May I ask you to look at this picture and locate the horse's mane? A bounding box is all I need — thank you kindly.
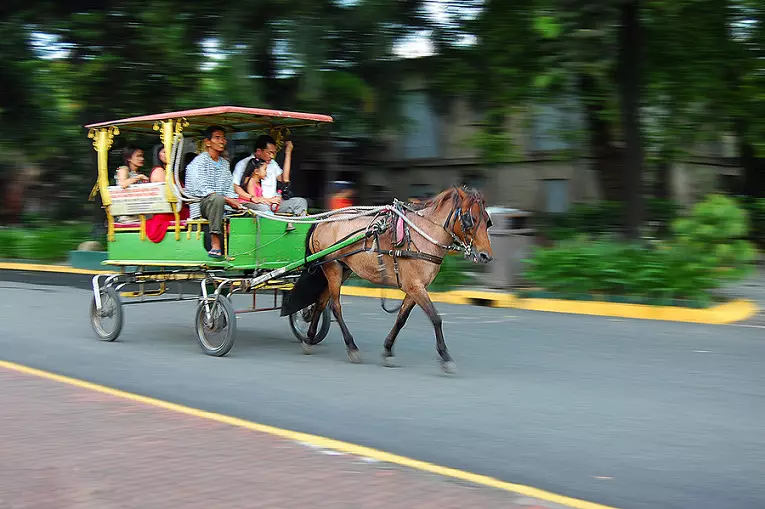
[418,186,483,210]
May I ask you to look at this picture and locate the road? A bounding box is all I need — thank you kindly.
[1,271,764,509]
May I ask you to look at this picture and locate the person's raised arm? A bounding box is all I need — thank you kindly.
[281,141,293,183]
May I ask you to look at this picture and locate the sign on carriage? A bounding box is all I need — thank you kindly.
[108,183,173,216]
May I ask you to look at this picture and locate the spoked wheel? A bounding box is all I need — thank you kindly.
[194,295,237,357]
[90,286,124,342]
[289,304,331,345]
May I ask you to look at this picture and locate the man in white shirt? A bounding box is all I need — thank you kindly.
[233,135,308,220]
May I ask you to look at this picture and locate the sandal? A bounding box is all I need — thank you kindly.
[208,248,223,259]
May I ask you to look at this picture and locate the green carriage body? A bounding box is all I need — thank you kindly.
[105,216,312,270]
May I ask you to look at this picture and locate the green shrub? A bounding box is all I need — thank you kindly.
[0,223,93,262]
[535,198,680,241]
[524,194,755,303]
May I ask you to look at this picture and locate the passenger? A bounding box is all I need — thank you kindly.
[237,157,274,214]
[114,145,149,223]
[184,126,243,259]
[233,135,308,230]
[149,146,168,183]
[115,145,149,189]
[145,146,191,244]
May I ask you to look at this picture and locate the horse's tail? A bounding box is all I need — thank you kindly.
[305,222,318,258]
[280,222,329,316]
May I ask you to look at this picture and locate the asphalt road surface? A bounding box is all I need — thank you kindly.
[1,271,763,509]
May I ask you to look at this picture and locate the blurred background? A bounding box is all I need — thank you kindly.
[1,0,764,299]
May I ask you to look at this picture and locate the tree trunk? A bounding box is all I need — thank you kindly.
[617,0,645,239]
[654,153,671,200]
[739,140,765,198]
[579,75,625,204]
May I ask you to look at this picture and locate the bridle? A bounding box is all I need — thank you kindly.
[440,189,492,259]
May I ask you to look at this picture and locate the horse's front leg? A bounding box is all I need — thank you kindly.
[382,295,416,367]
[323,262,361,363]
[406,285,456,374]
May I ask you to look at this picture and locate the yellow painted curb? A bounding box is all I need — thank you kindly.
[0,262,756,325]
[511,297,758,325]
[0,262,114,275]
[0,360,619,509]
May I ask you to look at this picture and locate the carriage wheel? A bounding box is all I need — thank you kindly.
[289,304,331,345]
[90,286,124,342]
[194,295,237,357]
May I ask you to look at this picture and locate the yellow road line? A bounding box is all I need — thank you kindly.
[0,359,619,509]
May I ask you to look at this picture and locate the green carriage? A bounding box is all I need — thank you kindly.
[87,106,359,356]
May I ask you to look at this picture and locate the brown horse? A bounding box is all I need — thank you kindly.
[283,186,494,373]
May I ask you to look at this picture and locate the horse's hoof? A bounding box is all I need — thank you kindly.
[347,349,362,364]
[301,341,314,355]
[382,355,398,368]
[441,361,457,374]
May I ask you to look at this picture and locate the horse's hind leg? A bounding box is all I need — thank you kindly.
[382,295,416,367]
[323,261,361,363]
[301,288,330,354]
[406,285,456,374]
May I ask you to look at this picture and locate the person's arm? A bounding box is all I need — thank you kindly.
[280,141,293,183]
[117,166,147,188]
[185,158,216,197]
[150,166,165,183]
[233,183,250,201]
[224,169,243,209]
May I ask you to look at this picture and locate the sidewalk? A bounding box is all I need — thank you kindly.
[0,365,571,509]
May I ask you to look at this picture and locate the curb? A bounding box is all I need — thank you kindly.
[340,286,757,325]
[0,262,757,325]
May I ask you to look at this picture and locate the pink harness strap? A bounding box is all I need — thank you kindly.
[393,215,406,247]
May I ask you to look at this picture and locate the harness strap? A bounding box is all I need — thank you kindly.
[375,249,443,265]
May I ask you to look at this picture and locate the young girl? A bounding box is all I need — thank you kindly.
[238,158,274,214]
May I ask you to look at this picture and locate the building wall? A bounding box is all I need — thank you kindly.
[363,79,742,211]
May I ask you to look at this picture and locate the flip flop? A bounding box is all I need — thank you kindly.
[208,248,223,259]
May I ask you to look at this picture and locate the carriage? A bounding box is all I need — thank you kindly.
[87,105,494,371]
[87,106,348,356]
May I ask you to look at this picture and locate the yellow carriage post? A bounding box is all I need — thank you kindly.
[88,126,120,242]
[154,118,188,240]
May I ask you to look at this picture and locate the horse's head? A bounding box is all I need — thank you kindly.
[447,187,494,264]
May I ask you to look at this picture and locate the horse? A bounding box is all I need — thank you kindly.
[282,186,494,373]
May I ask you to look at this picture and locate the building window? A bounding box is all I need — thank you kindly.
[530,100,582,153]
[402,91,441,159]
[543,179,570,213]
